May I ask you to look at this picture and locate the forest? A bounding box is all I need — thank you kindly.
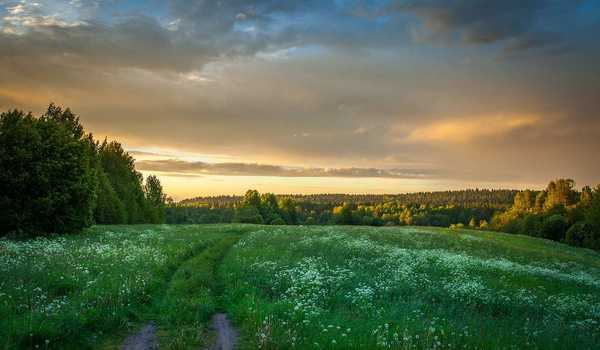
[0,104,166,238]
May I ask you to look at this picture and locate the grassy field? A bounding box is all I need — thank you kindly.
[0,225,252,349]
[1,225,599,349]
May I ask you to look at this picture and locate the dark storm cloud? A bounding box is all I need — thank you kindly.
[136,159,436,179]
[387,0,580,52]
[0,0,584,80]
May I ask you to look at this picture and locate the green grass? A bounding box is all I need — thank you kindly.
[219,226,600,349]
[2,224,599,349]
[0,224,251,349]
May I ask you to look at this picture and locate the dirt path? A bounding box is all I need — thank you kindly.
[122,323,157,350]
[206,313,238,350]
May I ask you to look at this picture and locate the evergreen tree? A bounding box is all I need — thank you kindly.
[144,175,166,224]
[94,168,127,224]
[98,140,148,223]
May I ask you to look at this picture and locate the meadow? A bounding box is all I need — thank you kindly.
[0,225,251,349]
[1,225,599,349]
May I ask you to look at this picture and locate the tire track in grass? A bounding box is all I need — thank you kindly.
[205,313,238,350]
[122,322,157,350]
[145,234,243,349]
[116,238,216,350]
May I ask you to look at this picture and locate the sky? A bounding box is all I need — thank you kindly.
[1,0,599,199]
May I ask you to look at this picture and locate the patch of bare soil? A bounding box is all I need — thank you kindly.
[206,313,238,350]
[122,323,158,350]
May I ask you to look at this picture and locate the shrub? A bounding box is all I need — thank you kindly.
[233,205,264,224]
[540,214,568,241]
[521,214,542,237]
[565,221,600,250]
[270,217,286,225]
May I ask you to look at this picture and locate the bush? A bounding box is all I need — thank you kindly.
[540,214,568,241]
[565,221,600,250]
[521,214,542,236]
[233,206,264,224]
[270,217,286,225]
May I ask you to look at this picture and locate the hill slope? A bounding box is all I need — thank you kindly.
[219,225,600,349]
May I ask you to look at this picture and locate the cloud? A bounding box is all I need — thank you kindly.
[0,16,213,73]
[0,0,587,83]
[388,0,580,52]
[404,115,540,144]
[136,159,436,179]
[1,0,599,191]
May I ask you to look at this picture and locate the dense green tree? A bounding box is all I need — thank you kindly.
[98,140,148,224]
[334,203,355,225]
[1,104,173,235]
[565,222,599,249]
[94,168,127,224]
[243,189,261,208]
[521,213,542,237]
[233,205,263,224]
[540,214,569,241]
[0,106,97,236]
[270,217,286,225]
[144,175,166,224]
[279,197,298,224]
[585,187,600,228]
[259,193,284,224]
[580,186,593,207]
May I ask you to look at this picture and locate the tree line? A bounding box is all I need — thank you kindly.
[490,179,600,250]
[179,189,517,209]
[168,182,599,250]
[167,189,507,227]
[0,104,166,238]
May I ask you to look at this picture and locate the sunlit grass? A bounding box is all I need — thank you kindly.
[220,226,600,349]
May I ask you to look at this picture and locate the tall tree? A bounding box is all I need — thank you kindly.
[242,189,261,208]
[0,105,97,236]
[94,168,127,224]
[544,179,577,210]
[580,186,593,207]
[97,140,148,223]
[144,175,166,223]
[534,191,546,212]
